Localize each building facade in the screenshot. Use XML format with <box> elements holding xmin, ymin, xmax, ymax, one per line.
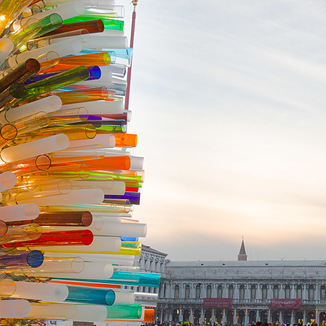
<box><xmin>157</xmin><ymin>242</ymin><xmax>326</xmax><ymax>325</ymax></box>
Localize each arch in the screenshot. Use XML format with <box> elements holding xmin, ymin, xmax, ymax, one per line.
<box><xmin>297</xmin><ymin>285</ymin><xmax>303</xmax><ymax>299</ymax></box>
<box><xmin>228</xmin><ymin>285</ymin><xmax>234</xmax><ymax>298</ymax></box>
<box><xmin>285</xmin><ymin>285</ymin><xmax>291</xmax><ymax>299</ymax></box>
<box><xmin>251</xmin><ymin>284</ymin><xmax>256</xmax><ymax>300</ymax></box>
<box><xmin>217</xmin><ymin>285</ymin><xmax>223</xmax><ymax>298</ymax></box>
<box><xmin>308</xmin><ymin>285</ymin><xmax>315</xmax><ymax>301</ymax></box>
<box><xmin>321</xmin><ymin>286</ymin><xmax>326</xmax><ymax>301</ymax></box>
<box><xmin>260</xmin><ymin>310</ymin><xmax>268</xmax><ymax>323</ymax></box>
<box><xmin>272</xmin><ymin>310</ymin><xmax>280</xmax><ymax>323</ymax></box>
<box><xmin>262</xmin><ymin>285</ymin><xmax>268</xmax><ymax>301</ymax></box>
<box><xmin>205</xmin><ymin>309</ymin><xmax>212</xmax><ymax>324</ymax></box>
<box><xmin>194</xmin><ymin>309</ymin><xmax>201</xmax><ymax>325</ymax></box>
<box><xmin>174</xmin><ymin>285</ymin><xmax>179</xmax><ymax>299</ymax></box>
<box><xmin>163</xmin><ymin>283</ymin><xmax>166</xmax><ymax>298</ymax></box>
<box><xmin>196</xmin><ymin>284</ymin><xmax>201</xmax><ymax>299</ymax></box>
<box><xmin>215</xmin><ymin>309</ymin><xmax>223</xmax><ymax>324</ymax></box>
<box><xmin>238</xmin><ymin>310</ymin><xmax>245</xmax><ymax>324</ymax></box>
<box><xmin>239</xmin><ymin>284</ymin><xmax>245</xmax><ymax>300</ymax></box>
<box><xmin>308</xmin><ymin>311</ymin><xmax>316</xmax><ymax>323</ymax></box>
<box><xmin>295</xmin><ymin>311</ymin><xmax>303</xmax><ymax>324</ymax></box>
<box><xmin>185</xmin><ymin>284</ymin><xmax>190</xmax><ymax>299</ymax></box>
<box><xmin>227</xmin><ymin>310</ymin><xmax>233</xmax><ymax>324</ymax></box>
<box><xmin>283</xmin><ymin>310</ymin><xmax>291</xmax><ymax>324</ymax></box>
<box><xmin>206</xmin><ymin>284</ymin><xmax>212</xmax><ymax>298</ymax></box>
<box><xmin>273</xmin><ymin>285</ymin><xmax>279</xmax><ymax>299</ymax></box>
<box><xmin>183</xmin><ymin>309</ymin><xmax>190</xmax><ymax>322</ymax></box>
<box><xmin>249</xmin><ymin>310</ymin><xmax>256</xmax><ymax>323</ymax></box>
<box><xmin>172</xmin><ymin>309</ymin><xmax>179</xmax><ymax>322</ymax></box>
<box><xmin>319</xmin><ymin>312</ymin><xmax>326</xmax><ymax>326</ymax></box>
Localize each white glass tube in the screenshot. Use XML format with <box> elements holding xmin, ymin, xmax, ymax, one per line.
<box><xmin>10</xmin><ymin>281</ymin><xmax>69</xmax><ymax>302</ymax></box>
<box><xmin>0</xmin><ymin>300</ymin><xmax>31</xmax><ymax>318</ymax></box>
<box><xmin>8</xmin><ymin>38</ymin><xmax>83</xmax><ymax>67</ymax></box>
<box><xmin>70</xmin><ymin>180</ymin><xmax>125</xmax><ymax>195</ymax></box>
<box><xmin>75</xmin><ymin>304</ymin><xmax>107</xmax><ymax>322</ymax></box>
<box><xmin>114</xmin><ymin>291</ymin><xmax>135</xmax><ymax>304</ymax></box>
<box><xmin>74</xmin><ymin>71</ymin><xmax>112</xmax><ymax>87</ymax></box>
<box><xmin>0</xmin><ymin>134</ymin><xmax>69</xmax><ymax>163</ymax></box>
<box><xmin>16</xmin><ymin>188</ymin><xmax>104</xmax><ymax>206</ymax></box>
<box><xmin>68</xmin><ymin>135</ymin><xmax>116</xmax><ymax>149</ymax></box>
<box><xmin>4</xmin><ymin>95</ymin><xmax>62</xmax><ymax>123</ymax></box>
<box><xmin>61</xmin><ymin>100</ymin><xmax>123</xmax><ymax>115</ymax></box>
<box><xmin>130</xmin><ymin>156</ymin><xmax>144</xmax><ymax>170</ymax></box>
<box><xmin>0</xmin><ymin>38</ymin><xmax>14</xmax><ymax>65</ymax></box>
<box><xmin>0</xmin><ymin>203</ymin><xmax>39</xmax><ymax>222</ymax></box>
<box><xmin>104</xmin><ymin>64</ymin><xmax>126</xmax><ymax>78</ymax></box>
<box><xmin>27</xmin><ymin>303</ymin><xmax>77</xmax><ymax>320</ymax></box>
<box><xmin>13</xmin><ymin>1</ymin><xmax>85</xmax><ymax>31</ymax></box>
<box><xmin>82</xmin><ymin>35</ymin><xmax>127</xmax><ymax>49</ymax></box>
<box><xmin>40</xmin><ymin>236</ymin><xmax>121</xmax><ymax>253</ymax></box>
<box><xmin>91</xmin><ymin>221</ymin><xmax>147</xmax><ymax>237</ymax></box>
<box><xmin>0</xmin><ymin>172</ymin><xmax>17</xmax><ymax>192</ymax></box>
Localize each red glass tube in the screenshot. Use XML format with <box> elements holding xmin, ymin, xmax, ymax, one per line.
<box><xmin>1</xmin><ymin>229</ymin><xmax>93</xmax><ymax>248</ymax></box>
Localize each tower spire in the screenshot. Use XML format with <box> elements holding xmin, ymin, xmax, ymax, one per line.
<box><xmin>238</xmin><ymin>238</ymin><xmax>247</xmax><ymax>261</ymax></box>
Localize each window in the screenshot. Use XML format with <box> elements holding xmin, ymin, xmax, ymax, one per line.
<box><xmin>308</xmin><ymin>285</ymin><xmax>314</xmax><ymax>301</ymax></box>
<box><xmin>321</xmin><ymin>286</ymin><xmax>326</xmax><ymax>301</ymax></box>
<box><xmin>285</xmin><ymin>285</ymin><xmax>291</xmax><ymax>299</ymax></box>
<box><xmin>251</xmin><ymin>285</ymin><xmax>256</xmax><ymax>300</ymax></box>
<box><xmin>185</xmin><ymin>285</ymin><xmax>190</xmax><ymax>299</ymax></box>
<box><xmin>217</xmin><ymin>285</ymin><xmax>223</xmax><ymax>298</ymax></box>
<box><xmin>239</xmin><ymin>285</ymin><xmax>245</xmax><ymax>300</ymax></box>
<box><xmin>273</xmin><ymin>285</ymin><xmax>279</xmax><ymax>299</ymax></box>
<box><xmin>297</xmin><ymin>285</ymin><xmax>302</xmax><ymax>299</ymax></box>
<box><xmin>262</xmin><ymin>285</ymin><xmax>267</xmax><ymax>301</ymax></box>
<box><xmin>206</xmin><ymin>285</ymin><xmax>212</xmax><ymax>298</ymax></box>
<box><xmin>228</xmin><ymin>285</ymin><xmax>234</xmax><ymax>299</ymax></box>
<box><xmin>174</xmin><ymin>285</ymin><xmax>179</xmax><ymax>299</ymax></box>
<box><xmin>196</xmin><ymin>284</ymin><xmax>201</xmax><ymax>299</ymax></box>
<box><xmin>163</xmin><ymin>284</ymin><xmax>167</xmax><ymax>298</ymax></box>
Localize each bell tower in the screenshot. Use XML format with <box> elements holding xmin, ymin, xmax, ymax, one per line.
<box><xmin>238</xmin><ymin>237</ymin><xmax>247</xmax><ymax>261</ymax></box>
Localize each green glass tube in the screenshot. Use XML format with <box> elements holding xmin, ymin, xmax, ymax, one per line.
<box><xmin>8</xmin><ymin>14</ymin><xmax>63</xmax><ymax>50</ymax></box>
<box><xmin>63</xmin><ymin>15</ymin><xmax>124</xmax><ymax>31</ymax></box>
<box><xmin>105</xmin><ymin>304</ymin><xmax>142</xmax><ymax>319</ymax></box>
<box><xmin>22</xmin><ymin>66</ymin><xmax>90</xmax><ymax>99</ymax></box>
<box><xmin>66</xmin><ymin>286</ymin><xmax>115</xmax><ymax>305</ymax></box>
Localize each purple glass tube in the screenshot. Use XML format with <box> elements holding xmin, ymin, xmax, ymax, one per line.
<box><xmin>0</xmin><ymin>250</ymin><xmax>44</xmax><ymax>269</ymax></box>
<box><xmin>104</xmin><ymin>192</ymin><xmax>140</xmax><ymax>205</ymax></box>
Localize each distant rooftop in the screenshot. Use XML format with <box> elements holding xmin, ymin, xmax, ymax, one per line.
<box><xmin>142</xmin><ymin>244</ymin><xmax>168</xmax><ymax>256</ymax></box>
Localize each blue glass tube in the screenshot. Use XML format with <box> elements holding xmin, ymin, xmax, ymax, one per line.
<box><xmin>24</xmin><ymin>66</ymin><xmax>101</xmax><ymax>85</ymax></box>
<box><xmin>0</xmin><ymin>250</ymin><xmax>44</xmax><ymax>269</ymax></box>
<box><xmin>109</xmin><ymin>271</ymin><xmax>161</xmax><ymax>287</ymax></box>
<box><xmin>121</xmin><ymin>236</ymin><xmax>138</xmax><ymax>242</ymax></box>
<box><xmin>80</xmin><ymin>48</ymin><xmax>132</xmax><ymax>60</ymax></box>
<box><xmin>66</xmin><ymin>286</ymin><xmax>115</xmax><ymax>305</ymax></box>
<box><xmin>105</xmin><ymin>192</ymin><xmax>140</xmax><ymax>205</ymax></box>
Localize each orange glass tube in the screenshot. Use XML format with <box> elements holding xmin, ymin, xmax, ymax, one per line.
<box><xmin>59</xmin><ymin>156</ymin><xmax>131</xmax><ymax>171</ymax></box>
<box><xmin>42</xmin><ymin>53</ymin><xmax>111</xmax><ymax>74</ymax></box>
<box><xmin>44</xmin><ymin>19</ymin><xmax>104</xmax><ymax>37</ymax></box>
<box><xmin>143</xmin><ymin>309</ymin><xmax>155</xmax><ymax>323</ymax></box>
<box><xmin>55</xmin><ymin>86</ymin><xmax>110</xmax><ymax>104</ymax></box>
<box><xmin>113</xmin><ymin>134</ymin><xmax>137</xmax><ymax>148</ymax></box>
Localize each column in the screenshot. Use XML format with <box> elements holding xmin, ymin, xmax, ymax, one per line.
<box><xmin>179</xmin><ymin>308</ymin><xmax>183</xmax><ymax>323</ymax></box>
<box><xmin>168</xmin><ymin>309</ymin><xmax>172</xmax><ymax>322</ymax></box>
<box><xmin>316</xmin><ymin>310</ymin><xmax>320</xmax><ymax>326</ymax></box>
<box><xmin>303</xmin><ymin>310</ymin><xmax>307</xmax><ymax>325</ymax></box>
<box><xmin>234</xmin><ymin>285</ymin><xmax>239</xmax><ymax>300</ymax></box>
<box><xmin>201</xmin><ymin>284</ymin><xmax>205</xmax><ymax>299</ymax></box>
<box><xmin>212</xmin><ymin>309</ymin><xmax>216</xmax><ymax>325</ymax></box>
<box><xmin>166</xmin><ymin>283</ymin><xmax>171</xmax><ymax>299</ymax></box>
<box><xmin>180</xmin><ymin>284</ymin><xmax>185</xmax><ymax>299</ymax></box>
<box><xmin>279</xmin><ymin>311</ymin><xmax>283</xmax><ymax>324</ymax></box>
<box><xmin>190</xmin><ymin>308</ymin><xmax>194</xmax><ymax>324</ymax></box>
<box><xmin>200</xmin><ymin>308</ymin><xmax>205</xmax><ymax>325</ymax></box>
<box><xmin>222</xmin><ymin>285</ymin><xmax>226</xmax><ymax>298</ymax></box>
<box><xmin>222</xmin><ymin>309</ymin><xmax>226</xmax><ymax>325</ymax></box>
<box><xmin>245</xmin><ymin>309</ymin><xmax>249</xmax><ymax>325</ymax></box>
<box><xmin>233</xmin><ymin>309</ymin><xmax>237</xmax><ymax>325</ymax></box>
<box><xmin>255</xmin><ymin>310</ymin><xmax>259</xmax><ymax>322</ymax></box>
<box><xmin>267</xmin><ymin>310</ymin><xmax>271</xmax><ymax>323</ymax></box>
<box><xmin>291</xmin><ymin>310</ymin><xmax>294</xmax><ymax>326</ymax></box>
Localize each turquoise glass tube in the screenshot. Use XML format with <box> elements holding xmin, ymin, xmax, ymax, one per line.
<box><xmin>80</xmin><ymin>48</ymin><xmax>132</xmax><ymax>60</ymax></box>
<box><xmin>66</xmin><ymin>286</ymin><xmax>115</xmax><ymax>305</ymax></box>
<box><xmin>109</xmin><ymin>271</ymin><xmax>161</xmax><ymax>287</ymax></box>
<box><xmin>106</xmin><ymin>304</ymin><xmax>142</xmax><ymax>319</ymax></box>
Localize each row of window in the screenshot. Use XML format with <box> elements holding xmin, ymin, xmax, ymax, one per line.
<box><xmin>139</xmin><ymin>258</ymin><xmax>164</xmax><ymax>272</ymax></box>
<box><xmin>163</xmin><ymin>284</ymin><xmax>326</xmax><ymax>301</ymax></box>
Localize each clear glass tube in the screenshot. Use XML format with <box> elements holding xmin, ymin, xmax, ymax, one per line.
<box><xmin>26</xmin><ymin>302</ymin><xmax>77</xmax><ymax>320</ymax></box>
<box><xmin>0</xmin><ymin>171</ymin><xmax>17</xmax><ymax>191</ymax></box>
<box><xmin>62</xmin><ymin>99</ymin><xmax>124</xmax><ymax>114</ymax></box>
<box><xmin>0</xmin><ymin>299</ymin><xmax>31</xmax><ymax>318</ymax></box>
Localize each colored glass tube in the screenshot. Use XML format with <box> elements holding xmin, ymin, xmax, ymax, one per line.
<box><xmin>22</xmin><ymin>65</ymin><xmax>90</xmax><ymax>99</ymax></box>
<box><xmin>75</xmin><ymin>156</ymin><xmax>131</xmax><ymax>170</ymax></box>
<box><xmin>113</xmin><ymin>133</ymin><xmax>137</xmax><ymax>147</ymax></box>
<box><xmin>8</xmin><ymin>13</ymin><xmax>63</xmax><ymax>51</ymax></box>
<box><xmin>0</xmin><ymin>223</ymin><xmax>41</xmax><ymax>245</ymax></box>
<box><xmin>44</xmin><ymin>19</ymin><xmax>104</xmax><ymax>37</ymax></box>
<box><xmin>64</xmin><ymin>15</ymin><xmax>124</xmax><ymax>31</ymax></box>
<box><xmin>105</xmin><ymin>304</ymin><xmax>142</xmax><ymax>319</ymax></box>
<box><xmin>0</xmin><ymin>250</ymin><xmax>43</xmax><ymax>269</ymax></box>
<box><xmin>105</xmin><ymin>192</ymin><xmax>140</xmax><ymax>205</ymax></box>
<box><xmin>34</xmin><ymin>211</ymin><xmax>92</xmax><ymax>226</ymax></box>
<box><xmin>0</xmin><ymin>84</ymin><xmax>27</xmax><ymax>109</ymax></box>
<box><xmin>2</xmin><ymin>229</ymin><xmax>93</xmax><ymax>248</ymax></box>
<box><xmin>42</xmin><ymin>53</ymin><xmax>112</xmax><ymax>73</ymax></box>
<box><xmin>0</xmin><ymin>58</ymin><xmax>40</xmax><ymax>94</ymax></box>
<box><xmin>66</xmin><ymin>286</ymin><xmax>115</xmax><ymax>305</ymax></box>
<box><xmin>109</xmin><ymin>272</ymin><xmax>161</xmax><ymax>287</ymax></box>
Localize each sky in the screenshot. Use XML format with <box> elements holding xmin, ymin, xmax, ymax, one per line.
<box><xmin>122</xmin><ymin>0</ymin><xmax>326</xmax><ymax>261</ymax></box>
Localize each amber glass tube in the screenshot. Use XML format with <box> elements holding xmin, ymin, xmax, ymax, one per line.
<box><xmin>71</xmin><ymin>156</ymin><xmax>131</xmax><ymax>171</ymax></box>
<box><xmin>113</xmin><ymin>134</ymin><xmax>137</xmax><ymax>148</ymax></box>
<box><xmin>44</xmin><ymin>19</ymin><xmax>104</xmax><ymax>37</ymax></box>
<box><xmin>34</xmin><ymin>211</ymin><xmax>92</xmax><ymax>226</ymax></box>
<box><xmin>42</xmin><ymin>53</ymin><xmax>111</xmax><ymax>73</ymax></box>
<box><xmin>55</xmin><ymin>86</ymin><xmax>111</xmax><ymax>104</ymax></box>
<box><xmin>0</xmin><ymin>223</ymin><xmax>41</xmax><ymax>245</ymax></box>
<box><xmin>0</xmin><ymin>59</ymin><xmax>40</xmax><ymax>94</ymax></box>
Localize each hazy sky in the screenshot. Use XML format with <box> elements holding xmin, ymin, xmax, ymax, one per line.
<box><xmin>122</xmin><ymin>1</ymin><xmax>326</xmax><ymax>261</ymax></box>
